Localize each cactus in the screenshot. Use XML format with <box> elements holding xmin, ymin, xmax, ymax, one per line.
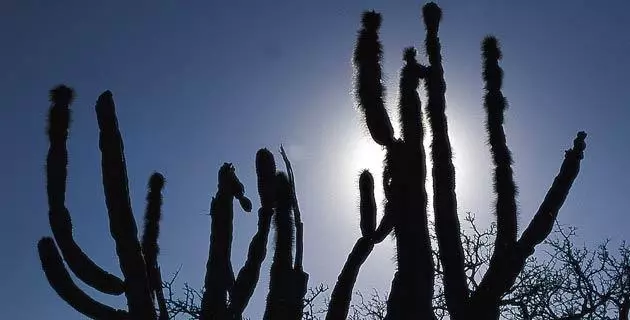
<box><xmin>328</xmin><ymin>9</ymin><xmax>435</xmax><ymax>319</ymax></box>
<box><xmin>200</xmin><ymin>147</ymin><xmax>308</xmax><ymax>320</ymax></box>
<box><xmin>39</xmin><ymin>86</ymin><xmax>308</xmax><ymax>319</ymax></box>
<box><xmin>38</xmin><ymin>86</ymin><xmax>169</xmax><ymax>319</ymax></box>
<box><xmin>328</xmin><ymin>2</ymin><xmax>587</xmax><ymax>319</ymax></box>
<box><xmin>262</xmin><ymin>147</ymin><xmax>309</xmax><ymax>320</ymax></box>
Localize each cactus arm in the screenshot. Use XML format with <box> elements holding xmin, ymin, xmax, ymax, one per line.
<box><xmin>95</xmin><ymin>91</ymin><xmax>155</xmax><ymax>319</ymax></box>
<box><xmin>518</xmin><ymin>132</ymin><xmax>587</xmax><ymax>252</ymax></box>
<box><xmin>200</xmin><ymin>164</ymin><xmax>240</xmax><ymax>320</ymax></box>
<box><xmin>48</xmin><ymin>209</ymin><xmax>126</xmax><ymax>295</ymax></box>
<box><xmin>229</xmin><ymin>208</ymin><xmax>273</xmax><ymax>318</ymax></box>
<box><xmin>38</xmin><ymin>238</ymin><xmax>129</xmax><ymax>320</ymax></box>
<box><xmin>472</xmin><ymin>132</ymin><xmax>587</xmax><ymax>315</ymax></box>
<box><xmin>279</xmin><ymin>145</ymin><xmax>309</xmax><ymax>319</ymax></box>
<box><xmin>392</xmin><ymin>47</ymin><xmax>435</xmax><ymax>318</ymax></box>
<box><xmin>141</xmin><ymin>172</ymin><xmax>169</xmax><ymax>320</ymax></box>
<box><xmin>422</xmin><ymin>3</ymin><xmax>469</xmax><ymax>317</ymax></box>
<box><xmin>228</xmin><ymin>149</ymin><xmax>276</xmax><ymax>318</ymax></box>
<box><xmin>280</xmin><ymin>145</ymin><xmax>304</xmax><ymax>271</ymax></box>
<box><xmin>326</xmin><ymin>237</ymin><xmax>375</xmax><ymax>320</ymax></box>
<box><xmin>46</xmin><ymin>85</ymin><xmax>125</xmax><ymax>295</ymax></box>
<box><xmin>354</xmin><ymin>11</ymin><xmax>395</xmax><ymax>147</ymax></box>
<box><xmin>327</xmin><ymin>170</ymin><xmax>394</xmax><ymax>320</ymax></box>
<box><xmin>263</xmin><ymin>172</ymin><xmax>295</xmax><ymax>320</ymax></box>
<box><xmin>482</xmin><ymin>37</ymin><xmax>518</xmax><ymax>252</ymax></box>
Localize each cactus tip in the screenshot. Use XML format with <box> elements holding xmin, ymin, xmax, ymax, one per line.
<box><xmin>49</xmin><ymin>85</ymin><xmax>75</xmax><ymax>105</ymax></box>
<box><xmin>362</xmin><ymin>11</ymin><xmax>382</xmax><ymax>30</ymax></box>
<box><xmin>149</xmin><ymin>172</ymin><xmax>165</xmax><ymax>190</ymax></box>
<box><xmin>422</xmin><ymin>2</ymin><xmax>442</xmax><ymax>31</ymax></box>
<box><xmin>403</xmin><ymin>47</ymin><xmax>417</xmax><ymax>64</ymax></box>
<box><xmin>482</xmin><ymin>36</ymin><xmax>502</xmax><ymax>60</ymax></box>
<box><xmin>359</xmin><ymin>170</ymin><xmax>374</xmax><ymax>189</ymax></box>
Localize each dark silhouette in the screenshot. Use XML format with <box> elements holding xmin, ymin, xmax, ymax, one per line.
<box><xmin>327</xmin><ymin>2</ymin><xmax>587</xmax><ymax>320</ymax></box>
<box><xmin>38</xmin><ymin>87</ymin><xmax>164</xmax><ymax>319</ymax></box>
<box><xmin>39</xmin><ymin>2</ymin><xmax>590</xmax><ymax>319</ymax></box>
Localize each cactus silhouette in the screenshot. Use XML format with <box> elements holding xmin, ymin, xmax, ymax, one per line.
<box><xmin>38</xmin><ymin>86</ymin><xmax>308</xmax><ymax>319</ymax></box>
<box><xmin>263</xmin><ymin>146</ymin><xmax>309</xmax><ymax>320</ymax></box>
<box><xmin>327</xmin><ymin>2</ymin><xmax>587</xmax><ymax>319</ymax></box>
<box><xmin>38</xmin><ymin>86</ymin><xmax>168</xmax><ymax>319</ymax></box>
<box><xmin>200</xmin><ymin>147</ymin><xmax>308</xmax><ymax>320</ymax></box>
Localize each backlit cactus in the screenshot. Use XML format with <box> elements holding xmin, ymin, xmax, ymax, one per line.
<box><xmin>327</xmin><ymin>2</ymin><xmax>587</xmax><ymax>319</ymax></box>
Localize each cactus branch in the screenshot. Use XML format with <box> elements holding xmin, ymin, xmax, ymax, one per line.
<box><xmin>354</xmin><ymin>11</ymin><xmax>395</xmax><ymax>147</ymax></box>
<box><xmin>201</xmin><ymin>163</ymin><xmax>247</xmax><ymax>319</ymax></box>
<box><xmin>46</xmin><ymin>85</ymin><xmax>125</xmax><ymax>296</ymax></box>
<box><xmin>422</xmin><ymin>3</ymin><xmax>469</xmax><ymax>318</ymax></box>
<box><xmin>96</xmin><ymin>91</ymin><xmax>155</xmax><ymax>319</ymax></box>
<box><xmin>482</xmin><ymin>36</ymin><xmax>518</xmax><ymax>252</ymax></box>
<box><xmin>280</xmin><ymin>145</ymin><xmax>304</xmax><ymax>271</ymax></box>
<box><xmin>228</xmin><ymin>149</ymin><xmax>276</xmax><ymax>318</ymax></box>
<box><xmin>263</xmin><ymin>172</ymin><xmax>295</xmax><ymax>320</ymax></box>
<box><xmin>518</xmin><ymin>132</ymin><xmax>587</xmax><ymax>252</ymax></box>
<box><xmin>38</xmin><ymin>238</ymin><xmax>129</xmax><ymax>320</ymax></box>
<box><xmin>141</xmin><ymin>172</ymin><xmax>169</xmax><ymax>320</ymax></box>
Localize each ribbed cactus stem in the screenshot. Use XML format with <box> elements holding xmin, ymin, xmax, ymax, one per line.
<box><xmin>46</xmin><ymin>85</ymin><xmax>125</xmax><ymax>296</ymax></box>
<box><xmin>359</xmin><ymin>170</ymin><xmax>377</xmax><ymax>237</ymax></box>
<box><xmin>280</xmin><ymin>145</ymin><xmax>304</xmax><ymax>270</ymax></box>
<box><xmin>141</xmin><ymin>172</ymin><xmax>169</xmax><ymax>320</ymax></box>
<box><xmin>354</xmin><ymin>11</ymin><xmax>395</xmax><ymax>147</ymax></box>
<box><xmin>422</xmin><ymin>3</ymin><xmax>469</xmax><ymax>318</ymax></box>
<box><xmin>263</xmin><ymin>172</ymin><xmax>295</xmax><ymax>320</ymax></box>
<box><xmin>46</xmin><ymin>85</ymin><xmax>72</xmax><ymax>212</ymax></box>
<box><xmin>482</xmin><ymin>36</ymin><xmax>518</xmax><ymax>253</ymax></box>
<box><xmin>201</xmin><ymin>163</ymin><xmax>247</xmax><ymax>320</ymax></box>
<box><xmin>399</xmin><ymin>47</ymin><xmax>428</xmax><ymax>147</ymax></box>
<box><xmin>96</xmin><ymin>91</ymin><xmax>155</xmax><ymax>319</ymax></box>
<box><xmin>279</xmin><ymin>146</ymin><xmax>309</xmax><ymax>319</ymax></box>
<box><xmin>228</xmin><ymin>149</ymin><xmax>276</xmax><ymax>318</ymax></box>
<box><xmin>326</xmin><ymin>237</ymin><xmax>375</xmax><ymax>320</ymax></box>
<box><xmin>472</xmin><ymin>132</ymin><xmax>587</xmax><ymax>317</ymax></box>
<box><xmin>518</xmin><ymin>131</ymin><xmax>587</xmax><ymax>251</ymax></box>
<box><xmin>38</xmin><ymin>238</ymin><xmax>129</xmax><ymax>320</ymax></box>
<box><xmin>388</xmin><ymin>45</ymin><xmax>434</xmax><ymax>318</ymax></box>
<box><xmin>328</xmin><ymin>169</ymin><xmax>396</xmax><ymax>319</ymax></box>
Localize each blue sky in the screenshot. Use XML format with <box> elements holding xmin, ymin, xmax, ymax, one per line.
<box><xmin>1</xmin><ymin>0</ymin><xmax>629</xmax><ymax>318</ymax></box>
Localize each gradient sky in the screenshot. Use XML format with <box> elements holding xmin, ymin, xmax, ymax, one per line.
<box><xmin>2</xmin><ymin>0</ymin><xmax>629</xmax><ymax>318</ymax></box>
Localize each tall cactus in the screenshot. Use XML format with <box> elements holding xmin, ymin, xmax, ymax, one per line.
<box><xmin>263</xmin><ymin>147</ymin><xmax>309</xmax><ymax>320</ymax></box>
<box><xmin>38</xmin><ymin>86</ymin><xmax>169</xmax><ymax>319</ymax></box>
<box><xmin>328</xmin><ymin>2</ymin><xmax>587</xmax><ymax>319</ymax></box>
<box><xmin>328</xmin><ymin>10</ymin><xmax>434</xmax><ymax>319</ymax></box>
<box><xmin>201</xmin><ymin>147</ymin><xmax>308</xmax><ymax>320</ymax></box>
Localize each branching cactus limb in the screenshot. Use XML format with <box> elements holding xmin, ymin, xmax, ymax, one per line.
<box><xmin>327</xmin><ymin>170</ymin><xmax>393</xmax><ymax>320</ymax></box>
<box><xmin>96</xmin><ymin>91</ymin><xmax>156</xmax><ymax>319</ymax></box>
<box><xmin>279</xmin><ymin>145</ymin><xmax>309</xmax><ymax>320</ymax></box>
<box><xmin>388</xmin><ymin>47</ymin><xmax>434</xmax><ymax>320</ymax></box>
<box><xmin>421</xmin><ymin>3</ymin><xmax>469</xmax><ymax>318</ymax></box>
<box><xmin>200</xmin><ymin>163</ymin><xmax>251</xmax><ymax>320</ymax></box>
<box><xmin>467</xmin><ymin>37</ymin><xmax>587</xmax><ymax>318</ymax></box>
<box><xmin>263</xmin><ymin>172</ymin><xmax>295</xmax><ymax>320</ymax></box>
<box><xmin>45</xmin><ymin>86</ymin><xmax>125</xmax><ymax>296</ymax></box>
<box><xmin>38</xmin><ymin>238</ymin><xmax>130</xmax><ymax>320</ymax></box>
<box><xmin>40</xmin><ymin>86</ymin><xmax>165</xmax><ymax>319</ymax></box>
<box><xmin>141</xmin><ymin>172</ymin><xmax>169</xmax><ymax>320</ymax></box>
<box><xmin>354</xmin><ymin>11</ymin><xmax>395</xmax><ymax>147</ymax></box>
<box><xmin>482</xmin><ymin>37</ymin><xmax>518</xmax><ymax>254</ymax></box>
<box><xmin>228</xmin><ymin>149</ymin><xmax>277</xmax><ymax>319</ymax></box>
